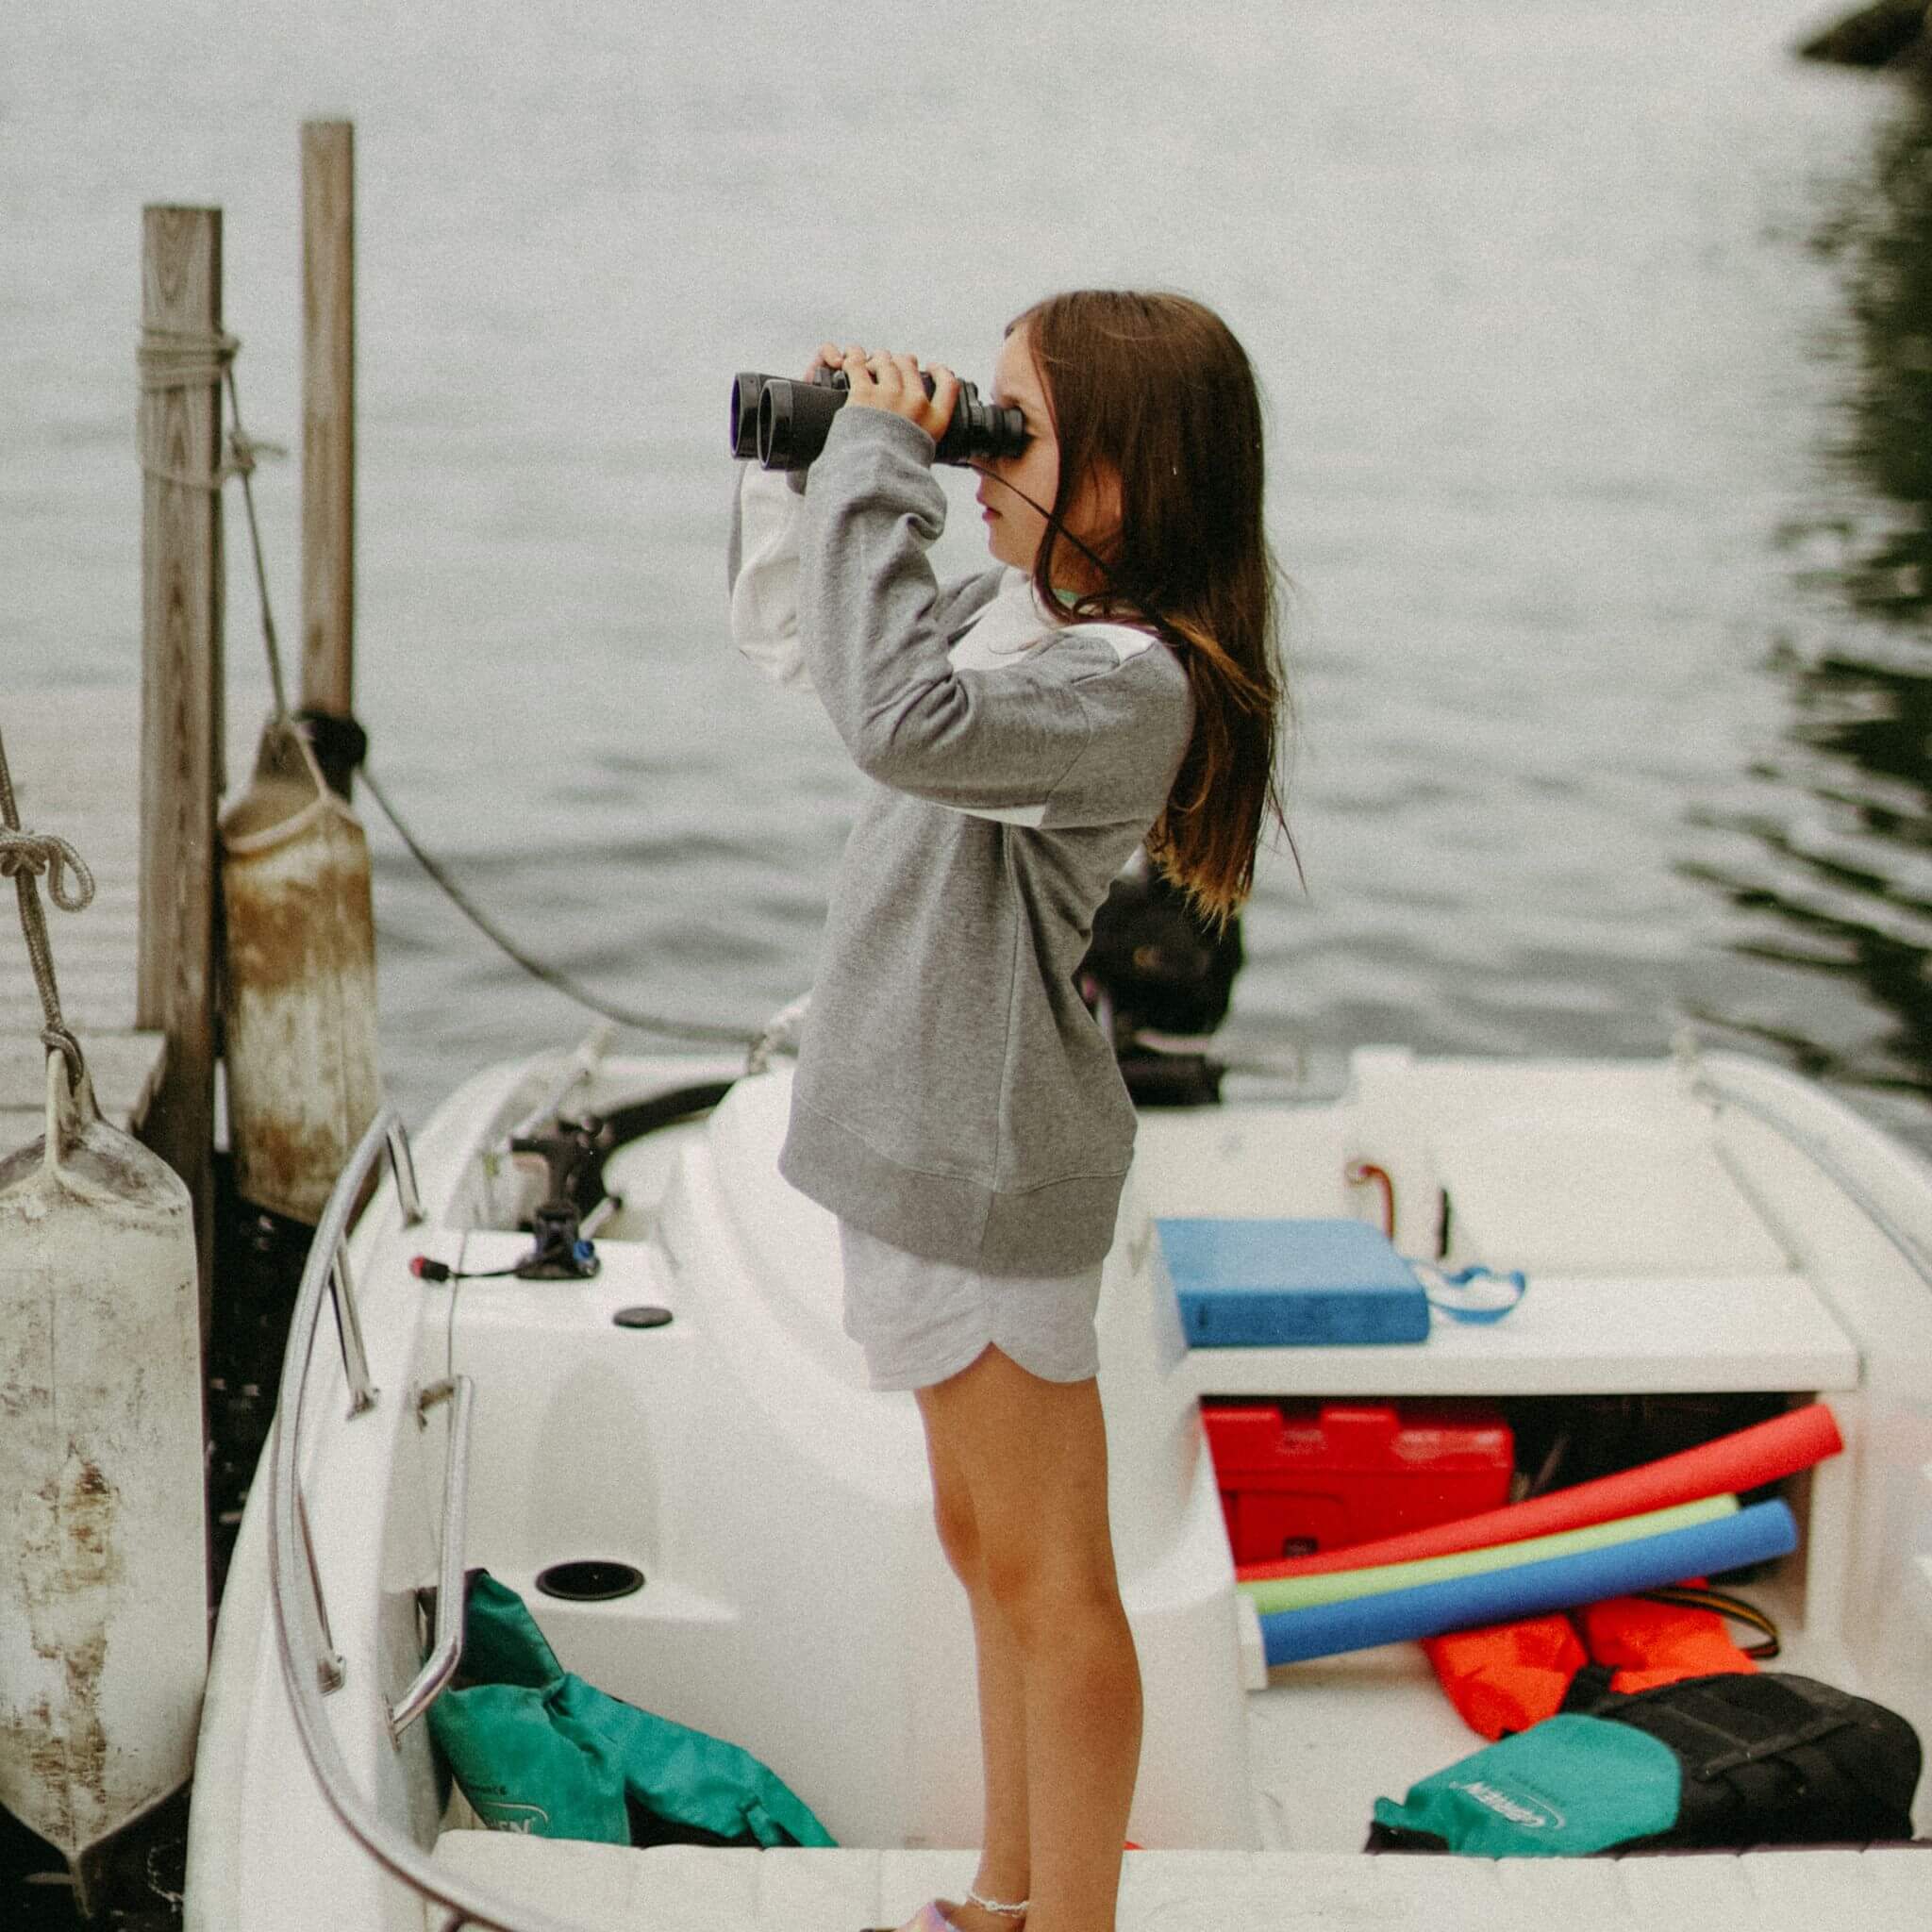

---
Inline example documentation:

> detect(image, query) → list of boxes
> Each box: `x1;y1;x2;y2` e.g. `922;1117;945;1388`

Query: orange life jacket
1576;1587;1762;1697
1423;1615;1584;1740
1424;1582;1771;1739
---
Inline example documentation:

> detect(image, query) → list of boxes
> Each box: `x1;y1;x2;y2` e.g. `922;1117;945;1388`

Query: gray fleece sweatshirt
730;407;1193;1274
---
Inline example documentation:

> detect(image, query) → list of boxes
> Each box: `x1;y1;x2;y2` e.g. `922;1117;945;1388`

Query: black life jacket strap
1640;1584;1782;1659
1605;1674;1861;1781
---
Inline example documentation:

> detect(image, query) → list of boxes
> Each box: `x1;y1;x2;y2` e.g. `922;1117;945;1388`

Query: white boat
183;1031;1932;1929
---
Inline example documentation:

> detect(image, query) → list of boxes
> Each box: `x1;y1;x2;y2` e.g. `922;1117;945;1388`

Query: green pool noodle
1239;1492;1740;1616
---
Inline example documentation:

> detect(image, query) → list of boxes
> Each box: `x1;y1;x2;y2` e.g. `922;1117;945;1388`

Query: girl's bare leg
915;1346;1141;1932
921;1411;1034;1920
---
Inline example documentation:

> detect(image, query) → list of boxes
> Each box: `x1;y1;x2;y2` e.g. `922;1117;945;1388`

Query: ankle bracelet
965;1890;1029;1919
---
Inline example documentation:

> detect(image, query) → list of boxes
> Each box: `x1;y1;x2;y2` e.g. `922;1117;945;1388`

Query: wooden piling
137;204;225;1313
301;120;357;795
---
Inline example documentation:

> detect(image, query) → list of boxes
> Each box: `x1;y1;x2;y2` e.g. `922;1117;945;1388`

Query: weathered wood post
213;119;382;1226
137;204;225;1315
301;119;358;796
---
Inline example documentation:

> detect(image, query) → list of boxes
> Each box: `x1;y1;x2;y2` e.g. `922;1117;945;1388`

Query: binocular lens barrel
757;376;850;471
732;367;1027;472
729;373;768;459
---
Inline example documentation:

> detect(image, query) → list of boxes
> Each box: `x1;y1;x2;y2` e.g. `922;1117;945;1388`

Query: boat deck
434;1833;1931;1931
423;1578;1910;1929
0;686;164;1142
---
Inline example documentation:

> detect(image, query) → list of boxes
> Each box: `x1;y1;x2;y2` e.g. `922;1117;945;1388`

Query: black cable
965;463;1145;619
357;761;758;1051
410;1257;521;1283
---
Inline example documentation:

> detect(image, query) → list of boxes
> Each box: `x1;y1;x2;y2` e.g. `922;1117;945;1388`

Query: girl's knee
982;1547;1121;1651
931;1480;981;1582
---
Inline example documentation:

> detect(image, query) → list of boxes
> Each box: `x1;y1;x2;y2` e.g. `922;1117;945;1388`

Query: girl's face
976;324;1118;590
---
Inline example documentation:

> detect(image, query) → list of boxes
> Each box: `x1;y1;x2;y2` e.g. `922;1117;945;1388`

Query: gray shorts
837;1220;1104;1392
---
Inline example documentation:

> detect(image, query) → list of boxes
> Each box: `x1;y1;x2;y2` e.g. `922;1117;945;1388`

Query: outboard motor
1077;866;1241;1107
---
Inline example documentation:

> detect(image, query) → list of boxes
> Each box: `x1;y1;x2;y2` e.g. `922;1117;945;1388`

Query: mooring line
0;725;94;1087
136;322;765;1056
357;763;758;1050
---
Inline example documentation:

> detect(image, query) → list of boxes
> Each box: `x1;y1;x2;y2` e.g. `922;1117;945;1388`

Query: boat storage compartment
1200;1399;1513;1563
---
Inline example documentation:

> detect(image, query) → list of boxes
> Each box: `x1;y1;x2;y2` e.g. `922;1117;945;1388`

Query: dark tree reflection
1685;83;1932;1123
1820;86;1932;625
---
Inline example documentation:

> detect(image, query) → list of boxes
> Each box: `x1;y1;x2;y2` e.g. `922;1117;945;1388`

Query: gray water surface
3;1;1928;1153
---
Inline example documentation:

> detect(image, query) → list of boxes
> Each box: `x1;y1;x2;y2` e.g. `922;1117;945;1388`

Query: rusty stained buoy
220;715;381;1224
0;1052;208;1907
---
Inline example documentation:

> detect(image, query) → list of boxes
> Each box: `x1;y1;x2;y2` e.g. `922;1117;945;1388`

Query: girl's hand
828;343;960;445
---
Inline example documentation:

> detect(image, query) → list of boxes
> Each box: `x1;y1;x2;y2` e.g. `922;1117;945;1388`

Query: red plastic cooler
1201;1400;1514;1564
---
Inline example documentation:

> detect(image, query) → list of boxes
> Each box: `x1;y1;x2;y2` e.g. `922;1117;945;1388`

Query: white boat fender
0;1050;208;1911
219;713;381;1224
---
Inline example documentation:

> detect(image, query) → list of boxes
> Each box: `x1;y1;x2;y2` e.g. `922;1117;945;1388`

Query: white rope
138;437;285;494
0;828;95;912
135;326;287;491
745;991;809;1072
137;323;239;391
0;729;93;1087
137;325;235;493
134;325;291;715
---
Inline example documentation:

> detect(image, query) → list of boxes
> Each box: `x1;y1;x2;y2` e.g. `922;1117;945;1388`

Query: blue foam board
1157;1217;1430;1347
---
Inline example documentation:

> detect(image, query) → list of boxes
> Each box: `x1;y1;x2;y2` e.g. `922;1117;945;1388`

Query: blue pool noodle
1258;1498;1798;1668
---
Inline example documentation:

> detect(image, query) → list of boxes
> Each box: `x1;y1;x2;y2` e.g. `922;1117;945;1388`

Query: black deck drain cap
613;1305;674;1329
535;1560;644;1602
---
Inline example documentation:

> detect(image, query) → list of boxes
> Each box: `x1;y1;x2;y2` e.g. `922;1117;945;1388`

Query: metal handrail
1693;1058;1932;1299
294;1486;345;1694
265;1104;584;1932
328;1247;378;1417
388;1114;425;1225
386;1375;475;1740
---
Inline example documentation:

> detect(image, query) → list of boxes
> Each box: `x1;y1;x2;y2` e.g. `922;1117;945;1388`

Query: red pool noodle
1235;1401;1841;1585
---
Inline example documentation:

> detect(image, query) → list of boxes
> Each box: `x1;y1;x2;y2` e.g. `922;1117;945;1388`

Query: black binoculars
730;367;1028;472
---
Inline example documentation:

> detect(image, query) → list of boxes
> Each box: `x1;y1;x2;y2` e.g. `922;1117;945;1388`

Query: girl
728;291;1288;1932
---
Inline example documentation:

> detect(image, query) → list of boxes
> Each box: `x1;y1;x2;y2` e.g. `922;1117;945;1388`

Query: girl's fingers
841;345;897;410
895;356;954;439
833;345;954;442
926;362;961;433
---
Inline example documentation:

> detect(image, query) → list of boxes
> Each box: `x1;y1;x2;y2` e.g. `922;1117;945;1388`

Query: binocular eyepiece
730;367;1028;472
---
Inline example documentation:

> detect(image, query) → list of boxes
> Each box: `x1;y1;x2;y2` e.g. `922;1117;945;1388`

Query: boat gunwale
261;1103;588;1932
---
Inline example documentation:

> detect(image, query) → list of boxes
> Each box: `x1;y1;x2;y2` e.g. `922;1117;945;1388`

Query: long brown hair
1009;291;1293;925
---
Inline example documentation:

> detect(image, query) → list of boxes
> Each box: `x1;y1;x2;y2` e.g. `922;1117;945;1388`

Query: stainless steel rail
328;1247;378;1417
386;1375;475;1740
265;1104;585;1932
1694;1060;1932;1298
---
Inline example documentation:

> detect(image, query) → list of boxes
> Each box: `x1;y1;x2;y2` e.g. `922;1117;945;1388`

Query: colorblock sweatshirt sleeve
728;457;1000;695
795;409;1192;830
728;462;814;690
